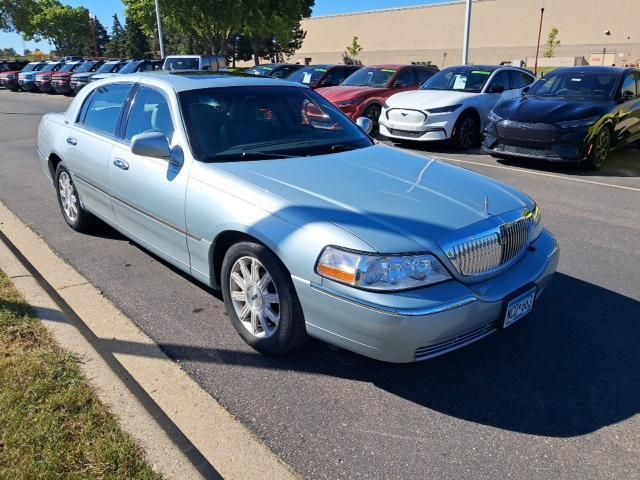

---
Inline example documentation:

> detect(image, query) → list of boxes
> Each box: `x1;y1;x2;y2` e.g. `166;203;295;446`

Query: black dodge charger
483;67;640;170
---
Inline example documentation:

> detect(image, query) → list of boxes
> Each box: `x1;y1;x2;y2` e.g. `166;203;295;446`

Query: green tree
543;27;561;58
124;17;150;58
84;16;110;57
105;14;125;58
343;35;362;65
0;0;40;34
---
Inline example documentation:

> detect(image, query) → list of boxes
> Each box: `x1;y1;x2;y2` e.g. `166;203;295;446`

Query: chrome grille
445;217;532;276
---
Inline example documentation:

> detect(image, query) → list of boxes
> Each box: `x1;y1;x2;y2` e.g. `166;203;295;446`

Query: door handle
113;158;129;170
66;137;77;146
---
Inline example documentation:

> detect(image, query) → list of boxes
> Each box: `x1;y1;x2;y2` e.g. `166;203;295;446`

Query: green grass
0;271;162;480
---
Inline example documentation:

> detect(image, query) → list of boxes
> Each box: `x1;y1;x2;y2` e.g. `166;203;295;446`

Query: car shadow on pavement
82;271;639;438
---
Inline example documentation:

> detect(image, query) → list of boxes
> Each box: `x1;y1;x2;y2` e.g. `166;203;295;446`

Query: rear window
164;58;200;70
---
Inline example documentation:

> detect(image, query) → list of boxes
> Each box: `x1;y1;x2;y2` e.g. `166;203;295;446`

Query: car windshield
165;58;199;70
40;63;61;73
422;67;494;93
179;86;373;162
119;61;143;74
287;67;328;86
342;68;397;87
59;63;79;73
96;62;119;73
76;62;97;73
528;70;619;100
246;66;275;76
21;63;40;72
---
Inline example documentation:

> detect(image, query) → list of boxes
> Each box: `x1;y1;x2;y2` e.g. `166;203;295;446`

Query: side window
78;83;132;135
509;71;535;89
124;86;175;143
488;70;511;91
394;69;417;87
620;73;637;98
320;68;344;86
636;73;640;96
416;68;434;86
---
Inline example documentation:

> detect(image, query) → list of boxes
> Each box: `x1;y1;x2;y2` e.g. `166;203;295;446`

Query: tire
451;112;479;150
363;104;382;134
221;241;307;356
585;127;611;171
54;164;95;232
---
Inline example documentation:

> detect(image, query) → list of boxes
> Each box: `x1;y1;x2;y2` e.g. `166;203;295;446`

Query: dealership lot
1;90;638;479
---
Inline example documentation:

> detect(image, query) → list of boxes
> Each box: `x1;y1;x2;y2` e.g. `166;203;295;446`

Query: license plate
503;287;536;328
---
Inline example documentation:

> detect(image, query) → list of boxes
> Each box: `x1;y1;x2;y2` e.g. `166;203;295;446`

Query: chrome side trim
73;174;202;241
310;283;478;317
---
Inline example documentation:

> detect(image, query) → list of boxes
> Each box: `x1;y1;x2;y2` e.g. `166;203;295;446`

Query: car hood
52;72;72;78
19;72;37;79
73;72;95;79
317;86;384;101
0;70;20;76
387;89;478;109
214;145;531;253
494;96;612;123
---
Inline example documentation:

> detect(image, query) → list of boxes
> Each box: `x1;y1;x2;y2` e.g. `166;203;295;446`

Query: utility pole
89;13;98;58
462;0;472;65
154;0;165;59
534;2;545;76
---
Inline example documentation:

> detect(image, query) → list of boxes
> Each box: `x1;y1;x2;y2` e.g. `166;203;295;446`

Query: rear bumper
294;230;559;363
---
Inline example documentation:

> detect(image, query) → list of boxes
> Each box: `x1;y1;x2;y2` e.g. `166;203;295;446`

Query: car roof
99;70;309;92
550;66;635;75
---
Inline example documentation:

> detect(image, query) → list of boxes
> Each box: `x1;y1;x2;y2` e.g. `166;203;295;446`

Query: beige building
289;0;640;68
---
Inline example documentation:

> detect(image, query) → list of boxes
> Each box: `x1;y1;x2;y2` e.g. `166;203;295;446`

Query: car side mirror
487;85;505;94
356;117;373;135
131;131;172;159
621;90;635;102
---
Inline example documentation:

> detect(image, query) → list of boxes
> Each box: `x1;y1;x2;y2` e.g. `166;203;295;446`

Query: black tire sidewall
221;241;306;355
586;127;611;170
452;113;478;150
364;104;382;131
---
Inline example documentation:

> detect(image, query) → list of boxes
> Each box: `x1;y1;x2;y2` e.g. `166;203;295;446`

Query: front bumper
18;79;36;91
70;81;88;93
0;77;17;89
483;120;589;162
36;80;53;92
52;81;71;93
293;230;559;363
379;109;456;142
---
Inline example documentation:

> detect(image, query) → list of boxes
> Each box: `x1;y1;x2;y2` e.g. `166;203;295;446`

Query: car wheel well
48;153;62;179
210;231;265;288
459;107;480;125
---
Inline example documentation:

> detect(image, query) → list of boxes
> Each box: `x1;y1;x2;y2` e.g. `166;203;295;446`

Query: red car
52;60;102;95
317;64;438;130
34;61;66;92
0;61;45;91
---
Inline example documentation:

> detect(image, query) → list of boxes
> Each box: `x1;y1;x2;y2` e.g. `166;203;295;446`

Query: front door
108;85;191;268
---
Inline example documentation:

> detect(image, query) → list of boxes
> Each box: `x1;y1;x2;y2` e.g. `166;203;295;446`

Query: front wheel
55;165;95;232
221;242;307;356
585;128;611;171
451;113;479;150
363;104;382;135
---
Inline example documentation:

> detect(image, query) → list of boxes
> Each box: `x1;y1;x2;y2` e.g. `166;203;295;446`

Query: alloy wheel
458;117;476;149
58;171;79;222
229;256;280;338
592;129;611;168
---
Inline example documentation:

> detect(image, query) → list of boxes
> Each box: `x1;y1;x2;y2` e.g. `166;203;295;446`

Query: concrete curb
0;201;298;480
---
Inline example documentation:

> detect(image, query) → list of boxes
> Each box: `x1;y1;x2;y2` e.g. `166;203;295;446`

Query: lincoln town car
36;72;559;363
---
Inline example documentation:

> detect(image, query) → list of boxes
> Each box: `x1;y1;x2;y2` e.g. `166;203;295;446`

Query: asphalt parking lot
1;89;639;479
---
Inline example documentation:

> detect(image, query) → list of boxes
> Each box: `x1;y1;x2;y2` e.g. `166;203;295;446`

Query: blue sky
0;0;448;53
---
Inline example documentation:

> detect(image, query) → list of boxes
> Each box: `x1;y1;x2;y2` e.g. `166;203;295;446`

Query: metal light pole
462;0;472;65
154;0;165;59
534;2;545;76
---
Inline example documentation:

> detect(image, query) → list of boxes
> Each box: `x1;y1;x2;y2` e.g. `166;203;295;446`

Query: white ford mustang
379;65;536;149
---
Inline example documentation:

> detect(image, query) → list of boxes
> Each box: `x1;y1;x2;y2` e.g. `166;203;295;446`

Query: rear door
613;72;640;145
61;83;133;222
108;84;191;267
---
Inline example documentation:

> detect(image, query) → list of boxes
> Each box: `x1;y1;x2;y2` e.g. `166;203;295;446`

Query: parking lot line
430;155;640;193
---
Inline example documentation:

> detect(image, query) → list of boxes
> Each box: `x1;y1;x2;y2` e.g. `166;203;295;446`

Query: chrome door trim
73;174;202;241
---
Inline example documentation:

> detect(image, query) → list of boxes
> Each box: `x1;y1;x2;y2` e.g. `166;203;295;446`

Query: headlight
487;110;502;123
335;99;360;107
315;246;452;291
427;104;462;114
557;116;600;128
526;204;544;241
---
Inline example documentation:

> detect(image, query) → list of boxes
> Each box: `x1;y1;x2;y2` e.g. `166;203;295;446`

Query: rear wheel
55;165;95;232
363;104;382;134
451;113;479;150
585;127;611;171
221;242;307;356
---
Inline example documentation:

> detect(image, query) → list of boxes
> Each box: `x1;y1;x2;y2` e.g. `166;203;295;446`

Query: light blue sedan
36;72;559;363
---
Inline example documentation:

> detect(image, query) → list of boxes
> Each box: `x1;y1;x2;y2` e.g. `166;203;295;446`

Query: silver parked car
36;72;559;363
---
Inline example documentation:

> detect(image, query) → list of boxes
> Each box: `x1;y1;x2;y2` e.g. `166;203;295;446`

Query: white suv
379;65;535;149
163;55;227;72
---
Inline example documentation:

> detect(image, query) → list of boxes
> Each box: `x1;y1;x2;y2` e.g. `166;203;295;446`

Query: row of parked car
3;54;639;169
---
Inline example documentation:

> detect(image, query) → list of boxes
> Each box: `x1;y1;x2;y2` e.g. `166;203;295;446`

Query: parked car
245;63;304;79
52;60;104;95
380;65;536;149
0;61;46;91
317;64;438;131
70;60;127;94
38;60;84;93
37;72;558;363
483;66;640;170
163;55;226;71
0;60;29;74
20;61;65;92
287;64;361;89
90;59;163;82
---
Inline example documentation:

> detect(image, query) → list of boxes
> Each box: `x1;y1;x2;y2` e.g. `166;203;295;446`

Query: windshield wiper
329;144;360;153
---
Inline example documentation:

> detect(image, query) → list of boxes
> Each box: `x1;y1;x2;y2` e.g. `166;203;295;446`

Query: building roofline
308;0;472;20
